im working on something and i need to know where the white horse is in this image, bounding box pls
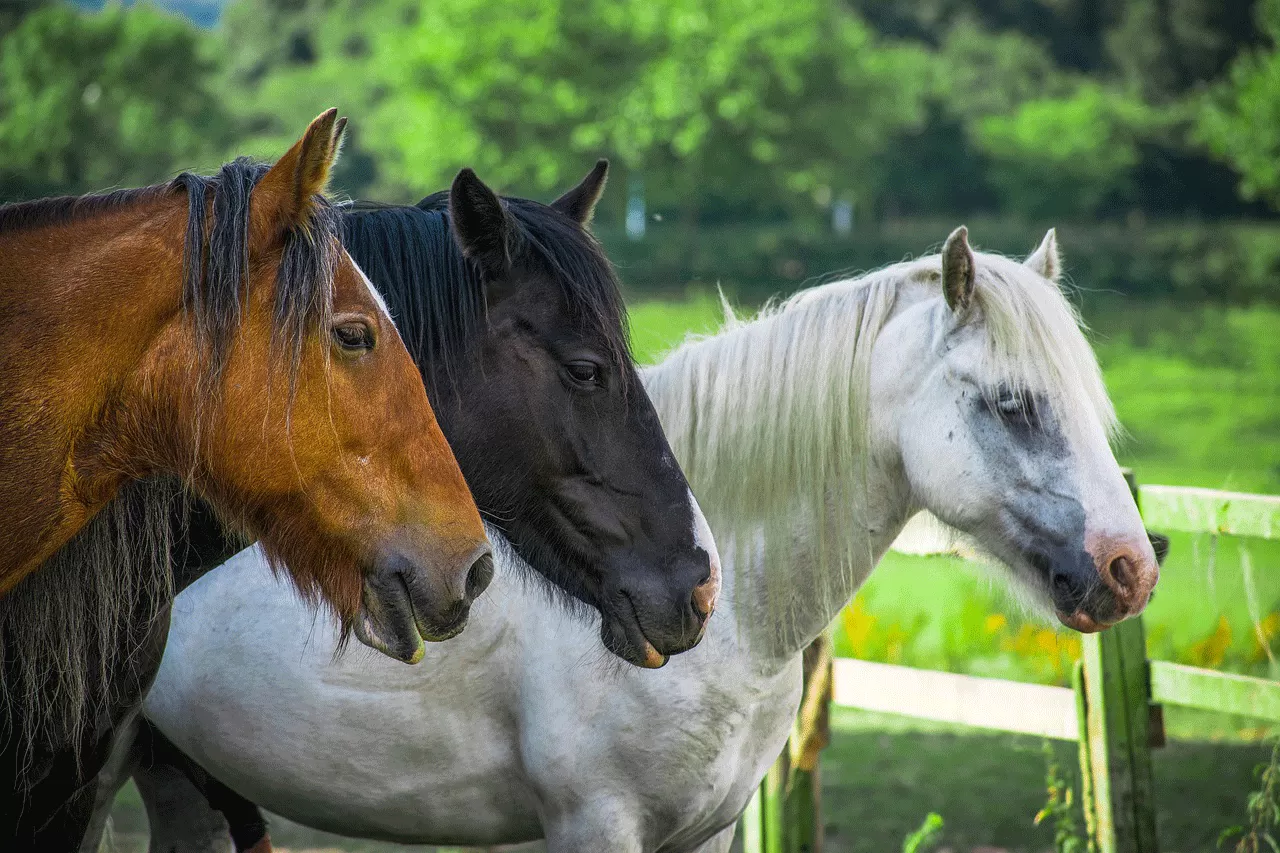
[107,228,1158,853]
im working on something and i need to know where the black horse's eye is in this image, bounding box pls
[332,322,374,353]
[565,361,600,385]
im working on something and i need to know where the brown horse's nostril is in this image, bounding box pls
[465,551,494,601]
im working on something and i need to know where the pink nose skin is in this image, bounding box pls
[1061,533,1159,633]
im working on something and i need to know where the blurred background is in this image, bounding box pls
[6,0,1276,850]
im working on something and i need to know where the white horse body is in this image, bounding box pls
[145,538,805,851]
[132,230,1158,853]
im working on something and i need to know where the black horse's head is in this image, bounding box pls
[341,163,719,667]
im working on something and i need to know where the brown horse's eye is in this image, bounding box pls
[332,321,374,353]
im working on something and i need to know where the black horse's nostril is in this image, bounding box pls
[690,575,713,622]
[465,551,494,600]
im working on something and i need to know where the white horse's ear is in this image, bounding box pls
[1025,228,1061,283]
[942,225,975,317]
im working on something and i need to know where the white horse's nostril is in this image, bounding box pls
[1108,555,1133,595]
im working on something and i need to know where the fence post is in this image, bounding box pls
[741,633,833,853]
[1075,471,1160,853]
[784,634,833,853]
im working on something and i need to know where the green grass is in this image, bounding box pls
[819,709,1268,853]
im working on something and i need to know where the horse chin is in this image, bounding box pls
[600,610,669,669]
[353,609,426,664]
[354,579,431,664]
[1056,584,1128,634]
[1055,609,1121,634]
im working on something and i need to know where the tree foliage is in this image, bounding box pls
[1198,0,1280,209]
[0,3,229,200]
[0,0,1276,223]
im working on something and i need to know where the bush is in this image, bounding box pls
[597,218,1280,305]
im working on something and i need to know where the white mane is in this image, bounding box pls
[642,247,1117,639]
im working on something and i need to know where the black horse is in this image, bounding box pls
[5,163,717,851]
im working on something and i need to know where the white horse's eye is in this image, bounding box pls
[993,390,1038,425]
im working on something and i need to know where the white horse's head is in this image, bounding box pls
[870,227,1158,632]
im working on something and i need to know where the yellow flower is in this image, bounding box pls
[841,599,876,659]
[1187,616,1233,669]
[1252,612,1280,664]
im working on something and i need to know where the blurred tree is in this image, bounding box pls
[213,0,387,195]
[213,0,934,222]
[372,0,935,223]
[847,0,1259,89]
[974,82,1153,216]
[0,3,230,201]
[851,1,1267,218]
[0,0,1270,224]
[1,0,48,39]
[1106,0,1260,102]
[1198,0,1280,209]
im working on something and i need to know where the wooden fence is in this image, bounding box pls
[741,475,1280,853]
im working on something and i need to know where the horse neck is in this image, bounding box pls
[0,203,188,586]
[698,459,915,669]
[643,280,918,667]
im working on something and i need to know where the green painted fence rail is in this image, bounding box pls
[830,658,1079,740]
[1149,660,1280,722]
[741,479,1280,853]
[1138,485,1280,539]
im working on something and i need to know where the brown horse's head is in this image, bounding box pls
[173,112,490,663]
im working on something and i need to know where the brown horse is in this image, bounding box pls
[0,108,490,667]
[0,109,491,849]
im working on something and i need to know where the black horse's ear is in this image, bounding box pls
[551,160,609,226]
[450,168,513,281]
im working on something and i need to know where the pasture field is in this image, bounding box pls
[104,296,1279,852]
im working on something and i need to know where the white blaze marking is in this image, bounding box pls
[350,256,396,329]
[689,489,722,597]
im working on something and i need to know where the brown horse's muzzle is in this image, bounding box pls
[353,539,494,663]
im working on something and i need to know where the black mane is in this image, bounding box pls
[340,191,631,387]
[0,185,170,234]
[174,159,339,388]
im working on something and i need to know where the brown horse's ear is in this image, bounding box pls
[942,225,975,317]
[1025,228,1061,283]
[251,108,345,238]
[450,167,513,282]
[551,160,609,226]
